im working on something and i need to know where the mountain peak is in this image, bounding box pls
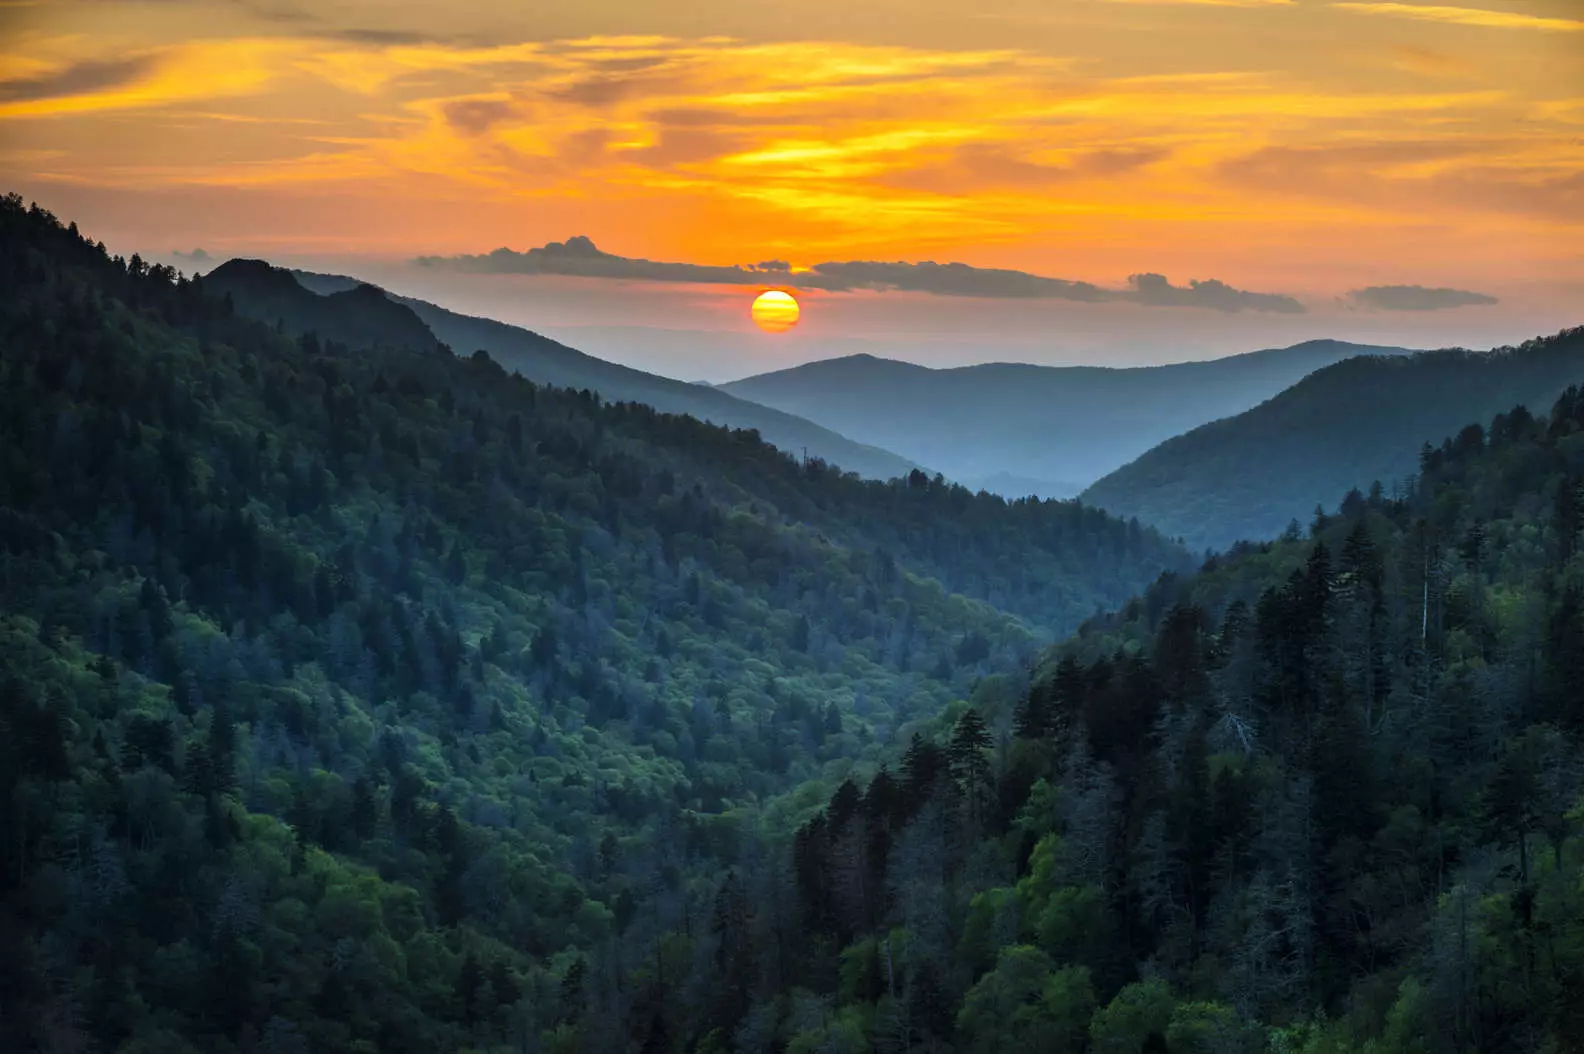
[204,257,440,353]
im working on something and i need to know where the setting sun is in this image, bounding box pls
[751,290,800,333]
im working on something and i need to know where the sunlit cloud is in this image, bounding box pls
[1096,0,1294,6]
[1333,3,1584,32]
[0,39,299,118]
[0,9,1575,303]
[1388,44,1477,79]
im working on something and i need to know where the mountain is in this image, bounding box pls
[720,339,1413,497]
[9,192,1583,1052]
[1082,326,1584,551]
[288,268,920,482]
[204,258,441,352]
[738,381,1584,1053]
[0,194,1186,1050]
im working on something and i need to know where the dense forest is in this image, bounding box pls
[734,389,1584,1050]
[1082,329,1584,552]
[0,194,1186,1052]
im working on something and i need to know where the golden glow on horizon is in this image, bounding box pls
[751,290,800,333]
[0,0,1576,300]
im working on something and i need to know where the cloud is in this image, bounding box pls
[443,98,516,135]
[1333,3,1584,32]
[1096,0,1294,5]
[0,57,158,103]
[891,143,1169,194]
[416,236,787,285]
[416,237,1304,311]
[1347,284,1498,310]
[171,248,212,262]
[8,28,1564,288]
[1389,44,1476,78]
[1218,140,1583,225]
[799,260,1110,300]
[1127,273,1306,313]
[0,40,292,118]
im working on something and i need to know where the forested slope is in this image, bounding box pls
[219,262,921,483]
[0,195,1183,1052]
[1082,329,1584,552]
[203,259,442,353]
[722,387,1584,1051]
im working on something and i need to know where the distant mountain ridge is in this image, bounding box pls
[205,261,919,481]
[721,340,1415,496]
[1081,326,1584,551]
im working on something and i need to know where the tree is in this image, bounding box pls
[957,947,1094,1054]
[1090,980,1176,1053]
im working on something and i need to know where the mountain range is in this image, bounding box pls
[7,193,1584,1053]
[202,258,1584,564]
[719,340,1413,496]
[1082,326,1584,550]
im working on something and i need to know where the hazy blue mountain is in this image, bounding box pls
[1081,327,1584,551]
[720,340,1413,495]
[286,269,920,481]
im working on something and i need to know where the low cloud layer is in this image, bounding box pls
[1348,284,1498,311]
[418,236,780,285]
[417,238,1304,313]
[1129,273,1304,314]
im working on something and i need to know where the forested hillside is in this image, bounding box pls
[708,388,1584,1051]
[0,195,1184,1052]
[1082,330,1584,551]
[214,262,920,483]
[720,340,1411,498]
[204,260,442,354]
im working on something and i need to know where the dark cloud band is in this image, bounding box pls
[0,57,158,104]
[416,238,1306,313]
[1347,284,1498,311]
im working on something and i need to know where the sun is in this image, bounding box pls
[751,290,800,333]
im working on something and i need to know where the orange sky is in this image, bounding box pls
[1,0,1579,368]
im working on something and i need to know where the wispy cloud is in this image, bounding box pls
[1333,3,1584,32]
[0,39,295,118]
[416,237,1306,312]
[1096,0,1294,6]
[0,23,1574,286]
[0,57,159,103]
[1347,284,1498,310]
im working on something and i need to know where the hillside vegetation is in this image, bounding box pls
[1082,330,1584,551]
[698,376,1584,1052]
[0,194,1183,1052]
[210,262,920,482]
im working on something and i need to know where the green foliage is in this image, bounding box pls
[957,947,1095,1053]
[0,193,1182,1051]
[1090,980,1176,1051]
[6,193,1584,1053]
[751,378,1584,1052]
